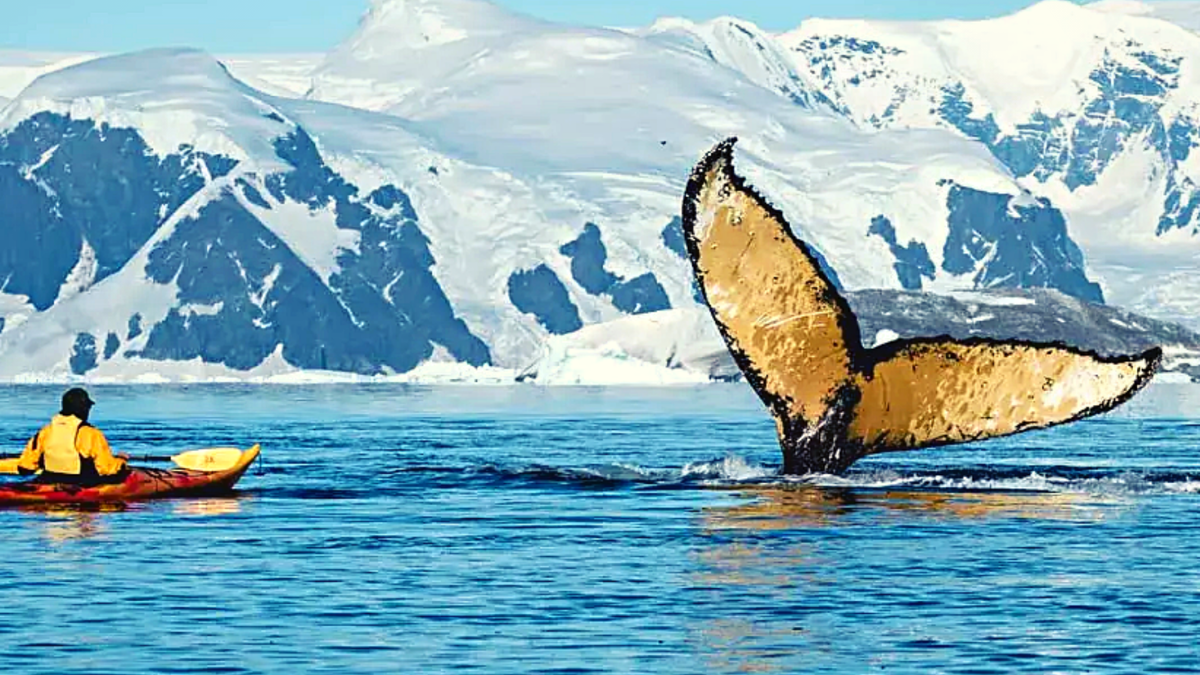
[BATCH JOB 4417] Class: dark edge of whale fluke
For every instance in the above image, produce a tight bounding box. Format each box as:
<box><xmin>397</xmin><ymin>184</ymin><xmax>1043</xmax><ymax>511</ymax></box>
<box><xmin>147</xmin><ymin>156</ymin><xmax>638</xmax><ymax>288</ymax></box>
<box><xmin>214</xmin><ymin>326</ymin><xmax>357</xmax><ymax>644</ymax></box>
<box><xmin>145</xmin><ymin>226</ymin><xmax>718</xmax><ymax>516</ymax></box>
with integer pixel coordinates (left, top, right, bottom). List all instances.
<box><xmin>680</xmin><ymin>137</ymin><xmax>868</xmax><ymax>474</ymax></box>
<box><xmin>680</xmin><ymin>137</ymin><xmax>1163</xmax><ymax>476</ymax></box>
<box><xmin>680</xmin><ymin>138</ymin><xmax>789</xmax><ymax>423</ymax></box>
<box><xmin>681</xmin><ymin>138</ymin><xmax>863</xmax><ymax>361</ymax></box>
<box><xmin>680</xmin><ymin>136</ymin><xmax>864</xmax><ymax>437</ymax></box>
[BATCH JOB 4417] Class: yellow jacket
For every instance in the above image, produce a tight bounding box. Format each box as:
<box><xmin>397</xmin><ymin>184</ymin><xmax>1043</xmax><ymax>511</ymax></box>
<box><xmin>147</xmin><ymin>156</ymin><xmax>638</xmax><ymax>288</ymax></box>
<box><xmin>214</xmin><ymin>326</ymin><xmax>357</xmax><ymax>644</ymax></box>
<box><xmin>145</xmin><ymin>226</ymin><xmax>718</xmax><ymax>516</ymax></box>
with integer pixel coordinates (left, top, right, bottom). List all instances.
<box><xmin>17</xmin><ymin>414</ymin><xmax>127</xmax><ymax>477</ymax></box>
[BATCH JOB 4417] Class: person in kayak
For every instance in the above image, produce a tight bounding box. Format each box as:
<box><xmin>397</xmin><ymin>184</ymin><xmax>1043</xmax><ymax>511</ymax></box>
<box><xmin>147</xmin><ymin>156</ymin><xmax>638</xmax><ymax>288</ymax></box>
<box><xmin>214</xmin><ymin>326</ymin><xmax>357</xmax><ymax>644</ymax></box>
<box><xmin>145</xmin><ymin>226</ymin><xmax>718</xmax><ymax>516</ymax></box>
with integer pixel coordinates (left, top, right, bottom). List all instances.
<box><xmin>14</xmin><ymin>388</ymin><xmax>129</xmax><ymax>485</ymax></box>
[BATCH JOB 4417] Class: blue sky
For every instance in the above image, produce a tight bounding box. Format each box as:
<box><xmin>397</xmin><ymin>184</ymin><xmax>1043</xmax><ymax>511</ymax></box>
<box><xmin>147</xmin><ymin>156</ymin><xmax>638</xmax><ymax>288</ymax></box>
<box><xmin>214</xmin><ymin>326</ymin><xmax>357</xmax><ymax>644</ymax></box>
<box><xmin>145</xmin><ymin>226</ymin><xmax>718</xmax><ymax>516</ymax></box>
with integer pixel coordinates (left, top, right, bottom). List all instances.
<box><xmin>2</xmin><ymin>0</ymin><xmax>1088</xmax><ymax>53</ymax></box>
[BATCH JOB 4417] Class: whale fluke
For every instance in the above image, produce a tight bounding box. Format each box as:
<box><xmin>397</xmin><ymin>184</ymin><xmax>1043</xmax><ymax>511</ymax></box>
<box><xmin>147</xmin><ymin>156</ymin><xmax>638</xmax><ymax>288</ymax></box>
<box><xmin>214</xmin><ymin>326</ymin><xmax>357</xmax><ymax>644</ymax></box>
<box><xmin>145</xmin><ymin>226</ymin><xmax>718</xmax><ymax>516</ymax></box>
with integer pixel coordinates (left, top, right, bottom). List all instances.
<box><xmin>680</xmin><ymin>138</ymin><xmax>1161</xmax><ymax>475</ymax></box>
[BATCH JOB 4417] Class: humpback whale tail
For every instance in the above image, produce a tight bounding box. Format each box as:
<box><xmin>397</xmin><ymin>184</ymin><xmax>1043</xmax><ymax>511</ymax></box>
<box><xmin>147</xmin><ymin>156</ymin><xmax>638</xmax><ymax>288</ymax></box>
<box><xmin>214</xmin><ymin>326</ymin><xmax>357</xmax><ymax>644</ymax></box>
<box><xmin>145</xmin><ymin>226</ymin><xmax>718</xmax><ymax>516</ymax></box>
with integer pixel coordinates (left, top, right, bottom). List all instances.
<box><xmin>680</xmin><ymin>138</ymin><xmax>1161</xmax><ymax>475</ymax></box>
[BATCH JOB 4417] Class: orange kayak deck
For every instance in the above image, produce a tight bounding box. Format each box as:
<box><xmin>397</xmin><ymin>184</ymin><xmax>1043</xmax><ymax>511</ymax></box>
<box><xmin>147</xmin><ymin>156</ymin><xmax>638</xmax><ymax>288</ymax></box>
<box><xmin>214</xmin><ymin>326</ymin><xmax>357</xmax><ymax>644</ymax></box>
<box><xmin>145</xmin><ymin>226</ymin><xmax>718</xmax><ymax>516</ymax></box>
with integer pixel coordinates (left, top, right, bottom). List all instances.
<box><xmin>0</xmin><ymin>445</ymin><xmax>260</xmax><ymax>505</ymax></box>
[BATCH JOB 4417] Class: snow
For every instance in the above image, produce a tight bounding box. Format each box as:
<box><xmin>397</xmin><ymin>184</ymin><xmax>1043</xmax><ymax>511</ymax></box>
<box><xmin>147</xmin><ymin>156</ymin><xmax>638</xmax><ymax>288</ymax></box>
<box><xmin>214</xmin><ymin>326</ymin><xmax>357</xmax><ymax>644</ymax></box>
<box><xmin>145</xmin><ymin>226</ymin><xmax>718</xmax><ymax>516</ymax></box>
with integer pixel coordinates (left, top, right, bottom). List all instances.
<box><xmin>274</xmin><ymin>98</ymin><xmax>614</xmax><ymax>364</ymax></box>
<box><xmin>1089</xmin><ymin>1</ymin><xmax>1200</xmax><ymax>33</ymax></box>
<box><xmin>237</xmin><ymin>179</ymin><xmax>360</xmax><ymax>285</ymax></box>
<box><xmin>635</xmin><ymin>16</ymin><xmax>822</xmax><ymax>105</ymax></box>
<box><xmin>519</xmin><ymin>309</ymin><xmax>736</xmax><ymax>384</ymax></box>
<box><xmin>0</xmin><ymin>49</ymin><xmax>295</xmax><ymax>170</ymax></box>
<box><xmin>522</xmin><ymin>342</ymin><xmax>714</xmax><ymax>386</ymax></box>
<box><xmin>53</xmin><ymin>239</ymin><xmax>97</xmax><ymax>307</ymax></box>
<box><xmin>0</xmin><ymin>292</ymin><xmax>36</xmax><ymax>335</ymax></box>
<box><xmin>1105</xmin><ymin>267</ymin><xmax>1200</xmax><ymax>329</ymax></box>
<box><xmin>250</xmin><ymin>265</ymin><xmax>282</xmax><ymax>324</ymax></box>
<box><xmin>928</xmin><ymin>2</ymin><xmax>1122</xmax><ymax>126</ymax></box>
<box><xmin>217</xmin><ymin>54</ymin><xmax>323</xmax><ymax>98</ymax></box>
<box><xmin>943</xmin><ymin>291</ymin><xmax>1037</xmax><ymax>307</ymax></box>
<box><xmin>0</xmin><ymin>50</ymin><xmax>101</xmax><ymax>100</ymax></box>
<box><xmin>0</xmin><ymin>49</ymin><xmax>323</xmax><ymax>103</ymax></box>
<box><xmin>0</xmin><ymin>306</ymin><xmax>736</xmax><ymax>386</ymax></box>
<box><xmin>315</xmin><ymin>0</ymin><xmax>834</xmax><ymax>176</ymax></box>
<box><xmin>310</xmin><ymin>0</ymin><xmax>541</xmax><ymax>112</ymax></box>
<box><xmin>23</xmin><ymin>144</ymin><xmax>58</xmax><ymax>178</ymax></box>
<box><xmin>1048</xmin><ymin>141</ymin><xmax>1200</xmax><ymax>325</ymax></box>
<box><xmin>6</xmin><ymin>329</ymin><xmax>737</xmax><ymax>386</ymax></box>
<box><xmin>178</xmin><ymin>302</ymin><xmax>224</xmax><ymax>317</ymax></box>
<box><xmin>1107</xmin><ymin>316</ymin><xmax>1141</xmax><ymax>330</ymax></box>
<box><xmin>781</xmin><ymin>1</ymin><xmax>1200</xmax><ymax>131</ymax></box>
<box><xmin>74</xmin><ymin>345</ymin><xmax>520</xmax><ymax>385</ymax></box>
<box><xmin>872</xmin><ymin>329</ymin><xmax>901</xmax><ymax>347</ymax></box>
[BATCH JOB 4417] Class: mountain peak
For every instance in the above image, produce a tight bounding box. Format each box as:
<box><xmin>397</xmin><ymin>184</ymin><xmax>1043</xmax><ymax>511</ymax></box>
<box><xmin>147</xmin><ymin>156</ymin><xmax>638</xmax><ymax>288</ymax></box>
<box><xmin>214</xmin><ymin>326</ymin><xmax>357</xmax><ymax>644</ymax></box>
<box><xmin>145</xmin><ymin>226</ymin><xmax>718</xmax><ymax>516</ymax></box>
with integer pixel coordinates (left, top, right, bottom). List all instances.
<box><xmin>1011</xmin><ymin>0</ymin><xmax>1093</xmax><ymax>19</ymax></box>
<box><xmin>352</xmin><ymin>0</ymin><xmax>533</xmax><ymax>52</ymax></box>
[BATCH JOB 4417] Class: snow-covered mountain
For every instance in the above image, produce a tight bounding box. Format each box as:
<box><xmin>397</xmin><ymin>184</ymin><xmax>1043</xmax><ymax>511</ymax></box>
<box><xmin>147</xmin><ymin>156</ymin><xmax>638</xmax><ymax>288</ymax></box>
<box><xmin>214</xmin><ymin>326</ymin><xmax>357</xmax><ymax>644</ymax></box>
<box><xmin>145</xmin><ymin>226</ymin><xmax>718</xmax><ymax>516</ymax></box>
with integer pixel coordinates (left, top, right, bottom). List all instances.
<box><xmin>0</xmin><ymin>50</ymin><xmax>504</xmax><ymax>380</ymax></box>
<box><xmin>0</xmin><ymin>0</ymin><xmax>1198</xmax><ymax>382</ymax></box>
<box><xmin>778</xmin><ymin>0</ymin><xmax>1200</xmax><ymax>321</ymax></box>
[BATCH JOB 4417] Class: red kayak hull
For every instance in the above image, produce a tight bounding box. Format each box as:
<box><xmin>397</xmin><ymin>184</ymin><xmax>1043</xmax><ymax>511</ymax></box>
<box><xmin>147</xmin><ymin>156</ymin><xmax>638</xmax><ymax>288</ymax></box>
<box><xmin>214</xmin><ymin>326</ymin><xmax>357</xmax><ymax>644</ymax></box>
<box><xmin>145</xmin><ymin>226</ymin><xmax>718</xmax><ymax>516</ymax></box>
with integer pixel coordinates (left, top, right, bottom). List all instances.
<box><xmin>0</xmin><ymin>445</ymin><xmax>260</xmax><ymax>505</ymax></box>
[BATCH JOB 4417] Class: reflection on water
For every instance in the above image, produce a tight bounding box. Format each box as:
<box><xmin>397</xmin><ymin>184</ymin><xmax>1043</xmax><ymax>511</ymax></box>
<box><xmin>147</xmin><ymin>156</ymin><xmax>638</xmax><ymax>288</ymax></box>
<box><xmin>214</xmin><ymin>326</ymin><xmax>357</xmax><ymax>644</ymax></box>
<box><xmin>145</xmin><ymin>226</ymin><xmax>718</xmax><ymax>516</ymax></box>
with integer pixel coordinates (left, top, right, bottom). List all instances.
<box><xmin>701</xmin><ymin>485</ymin><xmax>1119</xmax><ymax>531</ymax></box>
<box><xmin>695</xmin><ymin>618</ymin><xmax>803</xmax><ymax>674</ymax></box>
<box><xmin>42</xmin><ymin>513</ymin><xmax>106</xmax><ymax>543</ymax></box>
<box><xmin>13</xmin><ymin>496</ymin><xmax>246</xmax><ymax>542</ymax></box>
<box><xmin>688</xmin><ymin>487</ymin><xmax>1130</xmax><ymax>674</ymax></box>
<box><xmin>171</xmin><ymin>496</ymin><xmax>246</xmax><ymax>517</ymax></box>
<box><xmin>20</xmin><ymin>503</ymin><xmax>127</xmax><ymax>543</ymax></box>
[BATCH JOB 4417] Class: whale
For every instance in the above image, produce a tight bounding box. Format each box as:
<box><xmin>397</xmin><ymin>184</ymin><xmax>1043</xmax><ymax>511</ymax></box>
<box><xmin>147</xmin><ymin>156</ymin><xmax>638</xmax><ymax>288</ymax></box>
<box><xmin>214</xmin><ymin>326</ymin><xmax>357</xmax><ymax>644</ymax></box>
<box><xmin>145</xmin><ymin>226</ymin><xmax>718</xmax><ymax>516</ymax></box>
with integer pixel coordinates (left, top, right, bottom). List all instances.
<box><xmin>680</xmin><ymin>138</ymin><xmax>1161</xmax><ymax>475</ymax></box>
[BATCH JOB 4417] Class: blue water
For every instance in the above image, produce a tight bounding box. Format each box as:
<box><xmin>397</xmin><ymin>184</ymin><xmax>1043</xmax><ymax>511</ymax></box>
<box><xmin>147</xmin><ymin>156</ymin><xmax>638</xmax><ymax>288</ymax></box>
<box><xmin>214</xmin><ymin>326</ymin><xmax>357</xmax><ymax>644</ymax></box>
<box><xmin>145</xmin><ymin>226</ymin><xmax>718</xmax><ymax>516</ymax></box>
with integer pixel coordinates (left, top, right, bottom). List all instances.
<box><xmin>1</xmin><ymin>382</ymin><xmax>1199</xmax><ymax>674</ymax></box>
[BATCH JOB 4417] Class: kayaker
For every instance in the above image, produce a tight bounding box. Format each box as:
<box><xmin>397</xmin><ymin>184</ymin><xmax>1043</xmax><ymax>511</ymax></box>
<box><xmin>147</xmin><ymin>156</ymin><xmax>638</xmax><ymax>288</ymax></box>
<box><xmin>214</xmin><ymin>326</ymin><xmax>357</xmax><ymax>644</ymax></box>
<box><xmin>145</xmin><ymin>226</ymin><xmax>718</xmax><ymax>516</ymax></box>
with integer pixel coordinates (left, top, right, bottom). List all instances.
<box><xmin>14</xmin><ymin>388</ymin><xmax>129</xmax><ymax>485</ymax></box>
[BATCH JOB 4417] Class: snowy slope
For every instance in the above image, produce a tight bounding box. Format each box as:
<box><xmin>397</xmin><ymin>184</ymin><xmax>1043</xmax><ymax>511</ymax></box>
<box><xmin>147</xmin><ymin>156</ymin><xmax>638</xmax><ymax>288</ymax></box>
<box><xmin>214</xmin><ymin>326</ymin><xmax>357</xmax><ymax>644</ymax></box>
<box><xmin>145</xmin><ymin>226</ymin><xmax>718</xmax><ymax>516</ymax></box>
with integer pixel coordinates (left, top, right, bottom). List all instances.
<box><xmin>217</xmin><ymin>54</ymin><xmax>324</xmax><ymax>97</ymax></box>
<box><xmin>1</xmin><ymin>49</ymin><xmax>295</xmax><ymax>166</ymax></box>
<box><xmin>1090</xmin><ymin>1</ymin><xmax>1200</xmax><ymax>33</ymax></box>
<box><xmin>299</xmin><ymin>0</ymin><xmax>870</xmax><ymax>187</ymax></box>
<box><xmin>0</xmin><ymin>49</ymin><xmax>323</xmax><ymax>101</ymax></box>
<box><xmin>632</xmin><ymin>16</ymin><xmax>829</xmax><ymax>108</ymax></box>
<box><xmin>777</xmin><ymin>0</ymin><xmax>1200</xmax><ymax>323</ymax></box>
<box><xmin>0</xmin><ymin>51</ymin><xmax>101</xmax><ymax>100</ymax></box>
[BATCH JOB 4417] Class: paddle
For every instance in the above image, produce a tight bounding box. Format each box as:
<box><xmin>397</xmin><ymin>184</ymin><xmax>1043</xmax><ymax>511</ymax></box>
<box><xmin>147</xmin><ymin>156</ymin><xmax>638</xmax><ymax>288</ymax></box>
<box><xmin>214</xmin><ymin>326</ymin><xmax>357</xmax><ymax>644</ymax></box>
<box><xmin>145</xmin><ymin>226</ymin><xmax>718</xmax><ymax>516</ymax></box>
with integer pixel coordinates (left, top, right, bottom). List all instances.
<box><xmin>0</xmin><ymin>447</ymin><xmax>246</xmax><ymax>475</ymax></box>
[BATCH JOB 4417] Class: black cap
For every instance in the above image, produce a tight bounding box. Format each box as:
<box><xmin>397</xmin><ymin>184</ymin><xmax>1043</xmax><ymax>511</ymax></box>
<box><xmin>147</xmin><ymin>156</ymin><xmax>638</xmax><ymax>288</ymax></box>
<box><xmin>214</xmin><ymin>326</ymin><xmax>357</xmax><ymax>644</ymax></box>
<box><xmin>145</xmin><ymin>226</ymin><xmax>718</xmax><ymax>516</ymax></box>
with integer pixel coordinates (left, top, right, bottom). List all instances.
<box><xmin>62</xmin><ymin>387</ymin><xmax>95</xmax><ymax>412</ymax></box>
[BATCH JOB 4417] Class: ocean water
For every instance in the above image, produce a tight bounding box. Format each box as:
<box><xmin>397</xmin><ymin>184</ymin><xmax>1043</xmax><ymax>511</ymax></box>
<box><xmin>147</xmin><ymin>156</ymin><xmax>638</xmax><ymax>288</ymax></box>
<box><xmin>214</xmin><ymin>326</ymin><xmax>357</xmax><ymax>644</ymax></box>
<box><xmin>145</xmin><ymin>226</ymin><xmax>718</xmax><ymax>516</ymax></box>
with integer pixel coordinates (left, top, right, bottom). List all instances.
<box><xmin>0</xmin><ymin>381</ymin><xmax>1198</xmax><ymax>674</ymax></box>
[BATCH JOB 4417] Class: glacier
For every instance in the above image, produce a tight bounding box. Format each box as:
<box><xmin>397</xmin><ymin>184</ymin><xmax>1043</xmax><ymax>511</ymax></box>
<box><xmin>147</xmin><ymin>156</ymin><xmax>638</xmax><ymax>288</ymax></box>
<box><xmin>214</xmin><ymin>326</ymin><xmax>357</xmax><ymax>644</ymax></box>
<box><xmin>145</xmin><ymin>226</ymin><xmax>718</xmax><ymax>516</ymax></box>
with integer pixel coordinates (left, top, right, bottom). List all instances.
<box><xmin>0</xmin><ymin>0</ymin><xmax>1199</xmax><ymax>384</ymax></box>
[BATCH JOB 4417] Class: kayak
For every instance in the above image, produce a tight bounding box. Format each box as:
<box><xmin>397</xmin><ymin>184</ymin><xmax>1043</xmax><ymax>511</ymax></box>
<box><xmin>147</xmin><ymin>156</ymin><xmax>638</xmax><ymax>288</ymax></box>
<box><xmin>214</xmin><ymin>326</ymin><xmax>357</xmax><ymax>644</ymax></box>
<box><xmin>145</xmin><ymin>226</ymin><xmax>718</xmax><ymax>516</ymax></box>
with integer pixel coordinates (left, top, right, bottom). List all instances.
<box><xmin>0</xmin><ymin>445</ymin><xmax>260</xmax><ymax>505</ymax></box>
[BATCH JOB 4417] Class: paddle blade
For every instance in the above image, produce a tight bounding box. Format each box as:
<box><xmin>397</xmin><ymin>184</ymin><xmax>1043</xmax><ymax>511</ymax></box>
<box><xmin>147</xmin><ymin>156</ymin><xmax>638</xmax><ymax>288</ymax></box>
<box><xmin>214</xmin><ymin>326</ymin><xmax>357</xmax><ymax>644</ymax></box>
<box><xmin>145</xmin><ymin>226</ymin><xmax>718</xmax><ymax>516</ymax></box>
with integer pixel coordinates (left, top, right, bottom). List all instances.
<box><xmin>171</xmin><ymin>447</ymin><xmax>245</xmax><ymax>472</ymax></box>
<box><xmin>0</xmin><ymin>458</ymin><xmax>21</xmax><ymax>475</ymax></box>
